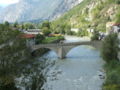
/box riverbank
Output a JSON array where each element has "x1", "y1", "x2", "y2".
[
  {"x1": 103, "y1": 61, "x2": 120, "y2": 90},
  {"x1": 101, "y1": 33, "x2": 120, "y2": 90}
]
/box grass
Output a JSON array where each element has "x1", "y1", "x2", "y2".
[
  {"x1": 42, "y1": 36, "x2": 64, "y2": 43},
  {"x1": 103, "y1": 60, "x2": 120, "y2": 90}
]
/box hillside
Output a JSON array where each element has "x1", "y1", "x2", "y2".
[
  {"x1": 0, "y1": 0, "x2": 83, "y2": 23},
  {"x1": 52, "y1": 0, "x2": 120, "y2": 34}
]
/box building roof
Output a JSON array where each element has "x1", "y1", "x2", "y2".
[
  {"x1": 112, "y1": 23, "x2": 120, "y2": 26},
  {"x1": 106, "y1": 22, "x2": 115, "y2": 27},
  {"x1": 21, "y1": 34, "x2": 36, "y2": 39},
  {"x1": 27, "y1": 29, "x2": 41, "y2": 32}
]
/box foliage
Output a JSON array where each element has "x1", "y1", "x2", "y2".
[
  {"x1": 42, "y1": 27, "x2": 51, "y2": 36},
  {"x1": 4, "y1": 21, "x2": 10, "y2": 27},
  {"x1": 42, "y1": 36, "x2": 64, "y2": 43},
  {"x1": 13, "y1": 21, "x2": 18, "y2": 28},
  {"x1": 41, "y1": 21, "x2": 50, "y2": 29},
  {"x1": 115, "y1": 9, "x2": 120, "y2": 23},
  {"x1": 0, "y1": 24, "x2": 33, "y2": 89},
  {"x1": 91, "y1": 30, "x2": 99, "y2": 41},
  {"x1": 23, "y1": 23, "x2": 35, "y2": 30},
  {"x1": 103, "y1": 61, "x2": 120, "y2": 90},
  {"x1": 101, "y1": 33, "x2": 119, "y2": 62},
  {"x1": 51, "y1": 0, "x2": 120, "y2": 37},
  {"x1": 77, "y1": 29, "x2": 88, "y2": 37},
  {"x1": 115, "y1": 0, "x2": 120, "y2": 4},
  {"x1": 35, "y1": 34, "x2": 45, "y2": 44}
]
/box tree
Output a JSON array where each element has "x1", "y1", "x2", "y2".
[
  {"x1": 41, "y1": 21, "x2": 50, "y2": 29},
  {"x1": 4, "y1": 21, "x2": 10, "y2": 27},
  {"x1": 13, "y1": 21, "x2": 18, "y2": 28},
  {"x1": 0, "y1": 24, "x2": 33, "y2": 89},
  {"x1": 101, "y1": 33, "x2": 119, "y2": 62},
  {"x1": 35, "y1": 34, "x2": 45, "y2": 44},
  {"x1": 115, "y1": 10, "x2": 120, "y2": 23},
  {"x1": 91, "y1": 30, "x2": 100, "y2": 41},
  {"x1": 42, "y1": 27, "x2": 51, "y2": 36},
  {"x1": 115, "y1": 0, "x2": 120, "y2": 4},
  {"x1": 24, "y1": 23, "x2": 35, "y2": 30}
]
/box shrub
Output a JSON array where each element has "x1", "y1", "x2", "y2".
[
  {"x1": 101, "y1": 33, "x2": 119, "y2": 62},
  {"x1": 42, "y1": 27, "x2": 51, "y2": 36},
  {"x1": 35, "y1": 34, "x2": 45, "y2": 44},
  {"x1": 91, "y1": 30, "x2": 99, "y2": 41}
]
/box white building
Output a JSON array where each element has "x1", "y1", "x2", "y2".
[
  {"x1": 23, "y1": 29, "x2": 42, "y2": 35},
  {"x1": 112, "y1": 23, "x2": 120, "y2": 33},
  {"x1": 106, "y1": 22, "x2": 120, "y2": 34},
  {"x1": 71, "y1": 28, "x2": 79, "y2": 33}
]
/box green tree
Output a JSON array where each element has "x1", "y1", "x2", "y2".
[
  {"x1": 13, "y1": 21, "x2": 18, "y2": 28},
  {"x1": 0, "y1": 24, "x2": 33, "y2": 89},
  {"x1": 24, "y1": 23, "x2": 35, "y2": 30},
  {"x1": 35, "y1": 34, "x2": 45, "y2": 44},
  {"x1": 42, "y1": 27, "x2": 51, "y2": 36},
  {"x1": 91, "y1": 30, "x2": 99, "y2": 41},
  {"x1": 115, "y1": 10, "x2": 120, "y2": 23},
  {"x1": 115, "y1": 0, "x2": 120, "y2": 4},
  {"x1": 41, "y1": 21, "x2": 50, "y2": 29},
  {"x1": 101, "y1": 33, "x2": 119, "y2": 62},
  {"x1": 4, "y1": 21, "x2": 10, "y2": 27}
]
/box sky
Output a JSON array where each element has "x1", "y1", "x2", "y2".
[{"x1": 0, "y1": 0, "x2": 19, "y2": 6}]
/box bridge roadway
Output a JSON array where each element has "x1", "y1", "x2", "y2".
[{"x1": 30, "y1": 41, "x2": 102, "y2": 59}]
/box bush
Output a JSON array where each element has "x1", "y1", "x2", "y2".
[
  {"x1": 103, "y1": 61, "x2": 120, "y2": 90},
  {"x1": 42, "y1": 27, "x2": 51, "y2": 36},
  {"x1": 103, "y1": 84, "x2": 120, "y2": 90},
  {"x1": 35, "y1": 34, "x2": 45, "y2": 44},
  {"x1": 101, "y1": 33, "x2": 119, "y2": 62},
  {"x1": 91, "y1": 30, "x2": 99, "y2": 41},
  {"x1": 116, "y1": 0, "x2": 120, "y2": 4}
]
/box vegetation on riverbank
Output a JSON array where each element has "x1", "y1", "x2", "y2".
[
  {"x1": 101, "y1": 33, "x2": 120, "y2": 90},
  {"x1": 103, "y1": 61, "x2": 120, "y2": 90},
  {"x1": 0, "y1": 21, "x2": 64, "y2": 90},
  {"x1": 0, "y1": 23, "x2": 34, "y2": 90},
  {"x1": 42, "y1": 36, "x2": 64, "y2": 43}
]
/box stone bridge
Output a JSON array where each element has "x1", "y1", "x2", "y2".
[{"x1": 30, "y1": 41, "x2": 102, "y2": 59}]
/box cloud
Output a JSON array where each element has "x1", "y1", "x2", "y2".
[{"x1": 0, "y1": 0, "x2": 19, "y2": 5}]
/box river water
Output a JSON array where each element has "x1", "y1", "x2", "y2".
[
  {"x1": 17, "y1": 36, "x2": 105, "y2": 90},
  {"x1": 40, "y1": 36, "x2": 105, "y2": 90}
]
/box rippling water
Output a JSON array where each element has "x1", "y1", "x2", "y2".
[
  {"x1": 16, "y1": 36, "x2": 105, "y2": 90},
  {"x1": 41, "y1": 36, "x2": 105, "y2": 90}
]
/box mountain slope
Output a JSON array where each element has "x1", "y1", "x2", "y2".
[
  {"x1": 0, "y1": 6, "x2": 3, "y2": 12},
  {"x1": 0, "y1": 0, "x2": 83, "y2": 23},
  {"x1": 52, "y1": 0, "x2": 120, "y2": 33}
]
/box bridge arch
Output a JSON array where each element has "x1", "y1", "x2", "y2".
[
  {"x1": 31, "y1": 41, "x2": 102, "y2": 59},
  {"x1": 31, "y1": 46, "x2": 63, "y2": 58},
  {"x1": 61, "y1": 44, "x2": 99, "y2": 58}
]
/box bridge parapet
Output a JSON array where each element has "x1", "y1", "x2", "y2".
[{"x1": 30, "y1": 41, "x2": 102, "y2": 59}]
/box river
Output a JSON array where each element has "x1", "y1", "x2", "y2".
[
  {"x1": 17, "y1": 36, "x2": 105, "y2": 90},
  {"x1": 40, "y1": 36, "x2": 105, "y2": 90}
]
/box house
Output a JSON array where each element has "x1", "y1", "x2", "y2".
[
  {"x1": 87, "y1": 28, "x2": 94, "y2": 33},
  {"x1": 21, "y1": 34, "x2": 36, "y2": 46},
  {"x1": 23, "y1": 29, "x2": 42, "y2": 35},
  {"x1": 106, "y1": 22, "x2": 120, "y2": 34},
  {"x1": 112, "y1": 23, "x2": 120, "y2": 33},
  {"x1": 71, "y1": 28, "x2": 79, "y2": 33}
]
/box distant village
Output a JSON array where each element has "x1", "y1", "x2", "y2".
[{"x1": 20, "y1": 22, "x2": 120, "y2": 42}]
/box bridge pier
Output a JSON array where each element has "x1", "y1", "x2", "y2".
[{"x1": 58, "y1": 46, "x2": 66, "y2": 59}]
